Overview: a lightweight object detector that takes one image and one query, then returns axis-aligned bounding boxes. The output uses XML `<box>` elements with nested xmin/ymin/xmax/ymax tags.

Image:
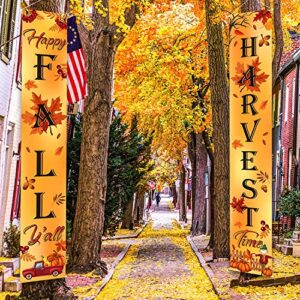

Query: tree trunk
<box><xmin>205</xmin><ymin>0</ymin><xmax>230</xmax><ymax>258</ymax></box>
<box><xmin>188</xmin><ymin>132</ymin><xmax>196</xmax><ymax>222</ymax></box>
<box><xmin>172</xmin><ymin>182</ymin><xmax>177</xmax><ymax>207</ymax></box>
<box><xmin>272</xmin><ymin>0</ymin><xmax>284</xmax><ymax>87</ymax></box>
<box><xmin>134</xmin><ymin>189</ymin><xmax>145</xmax><ymax>222</ymax></box>
<box><xmin>191</xmin><ymin>134</ymin><xmax>207</xmax><ymax>236</ymax></box>
<box><xmin>179</xmin><ymin>167</ymin><xmax>187</xmax><ymax>222</ymax></box>
<box><xmin>69</xmin><ymin>1</ymin><xmax>139</xmax><ymax>272</ymax></box>
<box><xmin>208</xmin><ymin>157</ymin><xmax>215</xmax><ymax>248</ymax></box>
<box><xmin>240</xmin><ymin>0</ymin><xmax>261</xmax><ymax>11</ymax></box>
<box><xmin>20</xmin><ymin>1</ymin><xmax>75</xmax><ymax>299</ymax></box>
<box><xmin>70</xmin><ymin>21</ymin><xmax>115</xmax><ymax>272</ymax></box>
<box><xmin>121</xmin><ymin>196</ymin><xmax>134</xmax><ymax>229</ymax></box>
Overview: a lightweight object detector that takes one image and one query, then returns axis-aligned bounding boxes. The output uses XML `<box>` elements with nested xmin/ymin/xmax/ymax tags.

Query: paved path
<box><xmin>96</xmin><ymin>196</ymin><xmax>218</xmax><ymax>300</ymax></box>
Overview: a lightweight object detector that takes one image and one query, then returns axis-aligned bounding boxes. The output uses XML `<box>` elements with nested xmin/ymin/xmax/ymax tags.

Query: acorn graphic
<box><xmin>261</xmin><ymin>185</ymin><xmax>267</xmax><ymax>193</ymax></box>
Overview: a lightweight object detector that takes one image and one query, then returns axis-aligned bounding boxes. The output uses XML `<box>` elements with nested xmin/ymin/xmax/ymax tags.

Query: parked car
<box><xmin>22</xmin><ymin>261</ymin><xmax>64</xmax><ymax>280</ymax></box>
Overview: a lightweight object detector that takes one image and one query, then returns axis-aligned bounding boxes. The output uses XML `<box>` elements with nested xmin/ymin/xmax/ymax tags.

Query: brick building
<box><xmin>272</xmin><ymin>33</ymin><xmax>300</xmax><ymax>225</ymax></box>
<box><xmin>0</xmin><ymin>0</ymin><xmax>22</xmax><ymax>251</ymax></box>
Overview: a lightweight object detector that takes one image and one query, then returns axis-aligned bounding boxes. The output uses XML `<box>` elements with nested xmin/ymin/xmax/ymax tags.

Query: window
<box><xmin>277</xmin><ymin>89</ymin><xmax>281</xmax><ymax>126</ymax></box>
<box><xmin>35</xmin><ymin>262</ymin><xmax>44</xmax><ymax>269</ymax></box>
<box><xmin>0</xmin><ymin>0</ymin><xmax>17</xmax><ymax>63</ymax></box>
<box><xmin>284</xmin><ymin>84</ymin><xmax>289</xmax><ymax>122</ymax></box>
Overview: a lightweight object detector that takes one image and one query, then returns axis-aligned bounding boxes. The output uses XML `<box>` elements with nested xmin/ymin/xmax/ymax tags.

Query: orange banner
<box><xmin>21</xmin><ymin>10</ymin><xmax>67</xmax><ymax>282</ymax></box>
<box><xmin>229</xmin><ymin>11</ymin><xmax>272</xmax><ymax>276</ymax></box>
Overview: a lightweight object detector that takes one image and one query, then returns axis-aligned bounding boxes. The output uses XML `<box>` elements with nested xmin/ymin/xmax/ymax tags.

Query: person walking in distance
<box><xmin>155</xmin><ymin>192</ymin><xmax>161</xmax><ymax>207</ymax></box>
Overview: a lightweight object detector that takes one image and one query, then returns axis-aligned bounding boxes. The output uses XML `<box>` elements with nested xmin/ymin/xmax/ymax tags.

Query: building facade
<box><xmin>272</xmin><ymin>34</ymin><xmax>300</xmax><ymax>226</ymax></box>
<box><xmin>0</xmin><ymin>0</ymin><xmax>21</xmax><ymax>251</ymax></box>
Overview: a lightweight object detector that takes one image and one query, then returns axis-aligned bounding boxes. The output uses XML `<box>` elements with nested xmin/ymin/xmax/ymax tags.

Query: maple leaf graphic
<box><xmin>232</xmin><ymin>139</ymin><xmax>243</xmax><ymax>149</ymax></box>
<box><xmin>22</xmin><ymin>92</ymin><xmax>66</xmax><ymax>135</ymax></box>
<box><xmin>230</xmin><ymin>197</ymin><xmax>247</xmax><ymax>213</ymax></box>
<box><xmin>25</xmin><ymin>80</ymin><xmax>38</xmax><ymax>90</ymax></box>
<box><xmin>253</xmin><ymin>9</ymin><xmax>272</xmax><ymax>25</ymax></box>
<box><xmin>56</xmin><ymin>240</ymin><xmax>67</xmax><ymax>252</ymax></box>
<box><xmin>231</xmin><ymin>57</ymin><xmax>269</xmax><ymax>92</ymax></box>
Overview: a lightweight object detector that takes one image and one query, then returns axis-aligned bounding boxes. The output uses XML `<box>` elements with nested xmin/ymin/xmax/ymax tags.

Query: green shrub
<box><xmin>279</xmin><ymin>188</ymin><xmax>300</xmax><ymax>217</ymax></box>
<box><xmin>3</xmin><ymin>224</ymin><xmax>20</xmax><ymax>258</ymax></box>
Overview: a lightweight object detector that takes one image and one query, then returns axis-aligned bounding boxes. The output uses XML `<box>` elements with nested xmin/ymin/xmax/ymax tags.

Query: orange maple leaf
<box><xmin>232</xmin><ymin>139</ymin><xmax>243</xmax><ymax>149</ymax></box>
<box><xmin>231</xmin><ymin>58</ymin><xmax>269</xmax><ymax>92</ymax></box>
<box><xmin>22</xmin><ymin>92</ymin><xmax>66</xmax><ymax>135</ymax></box>
<box><xmin>25</xmin><ymin>80</ymin><xmax>38</xmax><ymax>90</ymax></box>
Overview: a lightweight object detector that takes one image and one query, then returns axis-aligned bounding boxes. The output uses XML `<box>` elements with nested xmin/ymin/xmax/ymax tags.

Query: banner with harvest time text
<box><xmin>21</xmin><ymin>10</ymin><xmax>67</xmax><ymax>283</ymax></box>
<box><xmin>229</xmin><ymin>10</ymin><xmax>272</xmax><ymax>277</ymax></box>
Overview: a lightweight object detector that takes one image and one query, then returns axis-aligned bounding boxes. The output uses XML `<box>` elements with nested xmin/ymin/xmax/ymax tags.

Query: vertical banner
<box><xmin>229</xmin><ymin>11</ymin><xmax>272</xmax><ymax>276</ymax></box>
<box><xmin>21</xmin><ymin>10</ymin><xmax>67</xmax><ymax>282</ymax></box>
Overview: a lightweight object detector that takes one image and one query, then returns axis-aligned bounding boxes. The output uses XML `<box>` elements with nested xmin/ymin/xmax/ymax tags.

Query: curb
<box><xmin>186</xmin><ymin>236</ymin><xmax>218</xmax><ymax>295</ymax></box>
<box><xmin>102</xmin><ymin>222</ymin><xmax>148</xmax><ymax>241</ymax></box>
<box><xmin>82</xmin><ymin>243</ymin><xmax>131</xmax><ymax>300</ymax></box>
<box><xmin>187</xmin><ymin>236</ymin><xmax>243</xmax><ymax>299</ymax></box>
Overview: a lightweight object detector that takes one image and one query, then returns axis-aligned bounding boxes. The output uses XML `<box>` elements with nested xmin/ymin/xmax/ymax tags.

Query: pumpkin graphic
<box><xmin>262</xmin><ymin>267</ymin><xmax>272</xmax><ymax>277</ymax></box>
<box><xmin>237</xmin><ymin>260</ymin><xmax>251</xmax><ymax>272</ymax></box>
<box><xmin>230</xmin><ymin>259</ymin><xmax>238</xmax><ymax>269</ymax></box>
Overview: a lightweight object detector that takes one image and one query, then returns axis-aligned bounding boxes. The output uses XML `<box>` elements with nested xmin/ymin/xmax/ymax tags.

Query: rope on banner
<box><xmin>0</xmin><ymin>0</ymin><xmax>48</xmax><ymax>51</ymax></box>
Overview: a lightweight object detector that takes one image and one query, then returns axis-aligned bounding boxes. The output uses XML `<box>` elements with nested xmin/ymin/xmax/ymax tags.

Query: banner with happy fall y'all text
<box><xmin>229</xmin><ymin>10</ymin><xmax>272</xmax><ymax>277</ymax></box>
<box><xmin>21</xmin><ymin>9</ymin><xmax>67</xmax><ymax>283</ymax></box>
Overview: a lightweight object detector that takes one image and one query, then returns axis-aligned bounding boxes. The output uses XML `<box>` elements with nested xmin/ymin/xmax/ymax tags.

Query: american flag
<box><xmin>67</xmin><ymin>16</ymin><xmax>87</xmax><ymax>104</ymax></box>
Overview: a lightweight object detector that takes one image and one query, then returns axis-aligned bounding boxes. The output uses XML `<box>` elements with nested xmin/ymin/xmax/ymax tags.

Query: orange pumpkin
<box><xmin>230</xmin><ymin>259</ymin><xmax>238</xmax><ymax>269</ymax></box>
<box><xmin>47</xmin><ymin>250</ymin><xmax>65</xmax><ymax>266</ymax></box>
<box><xmin>262</xmin><ymin>267</ymin><xmax>272</xmax><ymax>277</ymax></box>
<box><xmin>237</xmin><ymin>260</ymin><xmax>251</xmax><ymax>272</ymax></box>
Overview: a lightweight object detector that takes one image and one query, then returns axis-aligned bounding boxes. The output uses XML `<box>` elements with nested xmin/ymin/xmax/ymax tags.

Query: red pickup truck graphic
<box><xmin>22</xmin><ymin>261</ymin><xmax>64</xmax><ymax>280</ymax></box>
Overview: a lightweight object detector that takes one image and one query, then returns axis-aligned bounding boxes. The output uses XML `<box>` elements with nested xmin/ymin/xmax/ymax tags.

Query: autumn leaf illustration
<box><xmin>232</xmin><ymin>139</ymin><xmax>243</xmax><ymax>149</ymax></box>
<box><xmin>263</xmin><ymin>132</ymin><xmax>269</xmax><ymax>136</ymax></box>
<box><xmin>244</xmin><ymin>249</ymin><xmax>252</xmax><ymax>260</ymax></box>
<box><xmin>53</xmin><ymin>193</ymin><xmax>66</xmax><ymax>205</ymax></box>
<box><xmin>263</xmin><ymin>139</ymin><xmax>266</xmax><ymax>145</ymax></box>
<box><xmin>230</xmin><ymin>197</ymin><xmax>247</xmax><ymax>213</ymax></box>
<box><xmin>23</xmin><ymin>177</ymin><xmax>36</xmax><ymax>190</ymax></box>
<box><xmin>26</xmin><ymin>147</ymin><xmax>31</xmax><ymax>153</ymax></box>
<box><xmin>56</xmin><ymin>240</ymin><xmax>67</xmax><ymax>252</ymax></box>
<box><xmin>55</xmin><ymin>146</ymin><xmax>64</xmax><ymax>156</ymax></box>
<box><xmin>21</xmin><ymin>252</ymin><xmax>36</xmax><ymax>262</ymax></box>
<box><xmin>260</xmin><ymin>100</ymin><xmax>268</xmax><ymax>110</ymax></box>
<box><xmin>21</xmin><ymin>93</ymin><xmax>66</xmax><ymax>135</ymax></box>
<box><xmin>257</xmin><ymin>170</ymin><xmax>269</xmax><ymax>183</ymax></box>
<box><xmin>234</xmin><ymin>221</ymin><xmax>242</xmax><ymax>228</ymax></box>
<box><xmin>57</xmin><ymin>133</ymin><xmax>61</xmax><ymax>139</ymax></box>
<box><xmin>231</xmin><ymin>58</ymin><xmax>269</xmax><ymax>92</ymax></box>
<box><xmin>259</xmin><ymin>34</ymin><xmax>271</xmax><ymax>47</ymax></box>
<box><xmin>25</xmin><ymin>80</ymin><xmax>38</xmax><ymax>90</ymax></box>
<box><xmin>234</xmin><ymin>29</ymin><xmax>244</xmax><ymax>35</ymax></box>
<box><xmin>254</xmin><ymin>9</ymin><xmax>272</xmax><ymax>25</ymax></box>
